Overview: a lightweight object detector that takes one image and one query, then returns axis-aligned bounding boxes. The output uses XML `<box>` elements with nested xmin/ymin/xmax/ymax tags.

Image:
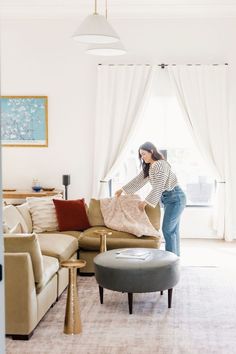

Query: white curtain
<box><xmin>168</xmin><ymin>65</ymin><xmax>232</xmax><ymax>240</ymax></box>
<box><xmin>92</xmin><ymin>65</ymin><xmax>154</xmax><ymax>198</ymax></box>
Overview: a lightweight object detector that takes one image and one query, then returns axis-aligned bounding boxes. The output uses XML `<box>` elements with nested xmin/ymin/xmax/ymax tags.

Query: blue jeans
<box><xmin>161</xmin><ymin>186</ymin><xmax>186</xmax><ymax>256</ymax></box>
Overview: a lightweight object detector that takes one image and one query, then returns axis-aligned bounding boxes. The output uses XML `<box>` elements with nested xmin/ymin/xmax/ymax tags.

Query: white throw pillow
<box><xmin>3</xmin><ymin>205</ymin><xmax>29</xmax><ymax>233</ymax></box>
<box><xmin>26</xmin><ymin>194</ymin><xmax>63</xmax><ymax>233</ymax></box>
<box><xmin>8</xmin><ymin>222</ymin><xmax>23</xmax><ymax>234</ymax></box>
<box><xmin>16</xmin><ymin>203</ymin><xmax>33</xmax><ymax>233</ymax></box>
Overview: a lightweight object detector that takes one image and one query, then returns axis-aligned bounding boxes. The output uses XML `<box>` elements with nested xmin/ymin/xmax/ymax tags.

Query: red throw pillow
<box><xmin>53</xmin><ymin>198</ymin><xmax>90</xmax><ymax>231</ymax></box>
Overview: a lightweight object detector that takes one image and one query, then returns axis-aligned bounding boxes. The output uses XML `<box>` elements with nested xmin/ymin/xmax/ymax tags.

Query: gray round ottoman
<box><xmin>94</xmin><ymin>248</ymin><xmax>180</xmax><ymax>314</ymax></box>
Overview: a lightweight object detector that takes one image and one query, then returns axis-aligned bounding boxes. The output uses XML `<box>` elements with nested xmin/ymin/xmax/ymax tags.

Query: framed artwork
<box><xmin>1</xmin><ymin>96</ymin><xmax>48</xmax><ymax>147</ymax></box>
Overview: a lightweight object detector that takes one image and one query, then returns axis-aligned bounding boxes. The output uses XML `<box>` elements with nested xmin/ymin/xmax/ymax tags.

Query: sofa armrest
<box><xmin>4</xmin><ymin>253</ymin><xmax>38</xmax><ymax>335</ymax></box>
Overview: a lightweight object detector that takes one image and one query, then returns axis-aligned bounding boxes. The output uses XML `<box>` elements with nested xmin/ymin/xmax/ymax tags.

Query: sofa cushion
<box><xmin>53</xmin><ymin>198</ymin><xmax>90</xmax><ymax>231</ymax></box>
<box><xmin>37</xmin><ymin>233</ymin><xmax>78</xmax><ymax>263</ymax></box>
<box><xmin>145</xmin><ymin>204</ymin><xmax>161</xmax><ymax>231</ymax></box>
<box><xmin>36</xmin><ymin>255</ymin><xmax>59</xmax><ymax>293</ymax></box>
<box><xmin>79</xmin><ymin>226</ymin><xmax>161</xmax><ymax>251</ymax></box>
<box><xmin>87</xmin><ymin>199</ymin><xmax>105</xmax><ymax>226</ymax></box>
<box><xmin>4</xmin><ymin>233</ymin><xmax>44</xmax><ymax>284</ymax></box>
<box><xmin>41</xmin><ymin>230</ymin><xmax>83</xmax><ymax>241</ymax></box>
<box><xmin>3</xmin><ymin>205</ymin><xmax>29</xmax><ymax>233</ymax></box>
<box><xmin>26</xmin><ymin>195</ymin><xmax>62</xmax><ymax>233</ymax></box>
<box><xmin>16</xmin><ymin>203</ymin><xmax>33</xmax><ymax>233</ymax></box>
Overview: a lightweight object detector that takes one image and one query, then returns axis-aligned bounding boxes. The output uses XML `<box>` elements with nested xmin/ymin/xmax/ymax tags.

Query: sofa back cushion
<box><xmin>16</xmin><ymin>203</ymin><xmax>33</xmax><ymax>233</ymax></box>
<box><xmin>88</xmin><ymin>199</ymin><xmax>105</xmax><ymax>226</ymax></box>
<box><xmin>4</xmin><ymin>233</ymin><xmax>44</xmax><ymax>284</ymax></box>
<box><xmin>145</xmin><ymin>204</ymin><xmax>161</xmax><ymax>231</ymax></box>
<box><xmin>26</xmin><ymin>194</ymin><xmax>62</xmax><ymax>233</ymax></box>
<box><xmin>53</xmin><ymin>198</ymin><xmax>90</xmax><ymax>231</ymax></box>
<box><xmin>3</xmin><ymin>205</ymin><xmax>29</xmax><ymax>233</ymax></box>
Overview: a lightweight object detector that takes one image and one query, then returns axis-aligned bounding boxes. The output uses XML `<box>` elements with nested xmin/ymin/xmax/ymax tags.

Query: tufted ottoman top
<box><xmin>94</xmin><ymin>248</ymin><xmax>180</xmax><ymax>293</ymax></box>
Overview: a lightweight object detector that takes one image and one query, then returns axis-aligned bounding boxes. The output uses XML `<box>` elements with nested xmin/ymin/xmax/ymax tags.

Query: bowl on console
<box><xmin>32</xmin><ymin>186</ymin><xmax>42</xmax><ymax>192</ymax></box>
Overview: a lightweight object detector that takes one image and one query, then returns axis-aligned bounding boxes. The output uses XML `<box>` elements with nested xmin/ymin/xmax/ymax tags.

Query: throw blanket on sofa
<box><xmin>100</xmin><ymin>195</ymin><xmax>160</xmax><ymax>237</ymax></box>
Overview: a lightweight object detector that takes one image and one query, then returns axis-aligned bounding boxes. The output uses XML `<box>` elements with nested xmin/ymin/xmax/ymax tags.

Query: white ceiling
<box><xmin>1</xmin><ymin>0</ymin><xmax>236</xmax><ymax>19</ymax></box>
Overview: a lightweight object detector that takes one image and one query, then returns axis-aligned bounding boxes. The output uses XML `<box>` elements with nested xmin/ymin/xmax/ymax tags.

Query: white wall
<box><xmin>1</xmin><ymin>18</ymin><xmax>236</xmax><ymax>237</ymax></box>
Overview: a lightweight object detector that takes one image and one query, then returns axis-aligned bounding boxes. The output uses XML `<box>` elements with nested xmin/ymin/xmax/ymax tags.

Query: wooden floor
<box><xmin>173</xmin><ymin>238</ymin><xmax>236</xmax><ymax>267</ymax></box>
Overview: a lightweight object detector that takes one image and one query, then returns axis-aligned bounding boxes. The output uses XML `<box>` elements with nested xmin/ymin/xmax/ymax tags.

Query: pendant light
<box><xmin>73</xmin><ymin>0</ymin><xmax>120</xmax><ymax>44</ymax></box>
<box><xmin>86</xmin><ymin>0</ymin><xmax>126</xmax><ymax>56</ymax></box>
<box><xmin>86</xmin><ymin>41</ymin><xmax>126</xmax><ymax>56</ymax></box>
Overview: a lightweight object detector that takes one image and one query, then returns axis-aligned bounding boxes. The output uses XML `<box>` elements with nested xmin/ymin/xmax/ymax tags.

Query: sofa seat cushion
<box><xmin>37</xmin><ymin>233</ymin><xmax>78</xmax><ymax>263</ymax></box>
<box><xmin>37</xmin><ymin>255</ymin><xmax>59</xmax><ymax>293</ymax></box>
<box><xmin>79</xmin><ymin>226</ymin><xmax>161</xmax><ymax>251</ymax></box>
<box><xmin>40</xmin><ymin>230</ymin><xmax>83</xmax><ymax>241</ymax></box>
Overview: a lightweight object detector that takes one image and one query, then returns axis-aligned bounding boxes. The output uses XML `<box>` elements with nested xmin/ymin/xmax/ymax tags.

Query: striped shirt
<box><xmin>122</xmin><ymin>160</ymin><xmax>178</xmax><ymax>208</ymax></box>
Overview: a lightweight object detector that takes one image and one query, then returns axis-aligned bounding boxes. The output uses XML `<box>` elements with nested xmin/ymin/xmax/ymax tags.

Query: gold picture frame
<box><xmin>1</xmin><ymin>96</ymin><xmax>48</xmax><ymax>147</ymax></box>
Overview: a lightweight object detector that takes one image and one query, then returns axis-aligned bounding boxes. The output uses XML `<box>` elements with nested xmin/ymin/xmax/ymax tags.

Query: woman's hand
<box><xmin>138</xmin><ymin>201</ymin><xmax>147</xmax><ymax>211</ymax></box>
<box><xmin>115</xmin><ymin>189</ymin><xmax>123</xmax><ymax>197</ymax></box>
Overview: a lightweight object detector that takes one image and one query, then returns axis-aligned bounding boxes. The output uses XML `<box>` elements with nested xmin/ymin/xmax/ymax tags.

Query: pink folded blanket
<box><xmin>100</xmin><ymin>195</ymin><xmax>160</xmax><ymax>237</ymax></box>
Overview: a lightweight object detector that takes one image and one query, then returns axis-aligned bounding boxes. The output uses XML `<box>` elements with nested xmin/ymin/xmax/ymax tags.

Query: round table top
<box><xmin>94</xmin><ymin>248</ymin><xmax>179</xmax><ymax>270</ymax></box>
<box><xmin>61</xmin><ymin>259</ymin><xmax>86</xmax><ymax>269</ymax></box>
<box><xmin>94</xmin><ymin>230</ymin><xmax>112</xmax><ymax>236</ymax></box>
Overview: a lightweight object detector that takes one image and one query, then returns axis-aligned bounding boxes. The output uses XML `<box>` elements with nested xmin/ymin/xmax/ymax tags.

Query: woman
<box><xmin>115</xmin><ymin>142</ymin><xmax>186</xmax><ymax>256</ymax></box>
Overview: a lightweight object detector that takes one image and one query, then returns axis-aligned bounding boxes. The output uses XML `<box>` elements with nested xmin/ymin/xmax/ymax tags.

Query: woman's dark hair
<box><xmin>139</xmin><ymin>141</ymin><xmax>164</xmax><ymax>178</ymax></box>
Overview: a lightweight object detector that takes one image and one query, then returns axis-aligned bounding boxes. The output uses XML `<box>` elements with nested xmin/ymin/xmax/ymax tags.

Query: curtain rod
<box><xmin>98</xmin><ymin>63</ymin><xmax>228</xmax><ymax>68</ymax></box>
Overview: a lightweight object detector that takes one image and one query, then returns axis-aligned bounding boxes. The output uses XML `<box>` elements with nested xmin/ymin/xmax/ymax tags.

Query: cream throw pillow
<box><xmin>3</xmin><ymin>205</ymin><xmax>29</xmax><ymax>233</ymax></box>
<box><xmin>16</xmin><ymin>202</ymin><xmax>33</xmax><ymax>233</ymax></box>
<box><xmin>26</xmin><ymin>194</ymin><xmax>63</xmax><ymax>233</ymax></box>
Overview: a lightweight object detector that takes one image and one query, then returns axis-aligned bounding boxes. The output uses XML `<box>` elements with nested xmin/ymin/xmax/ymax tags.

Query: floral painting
<box><xmin>1</xmin><ymin>96</ymin><xmax>48</xmax><ymax>146</ymax></box>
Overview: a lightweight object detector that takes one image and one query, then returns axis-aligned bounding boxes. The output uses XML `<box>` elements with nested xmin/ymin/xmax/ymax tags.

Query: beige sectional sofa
<box><xmin>3</xmin><ymin>198</ymin><xmax>161</xmax><ymax>339</ymax></box>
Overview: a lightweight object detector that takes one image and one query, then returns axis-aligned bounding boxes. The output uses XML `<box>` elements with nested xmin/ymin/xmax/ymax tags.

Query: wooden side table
<box><xmin>61</xmin><ymin>259</ymin><xmax>86</xmax><ymax>335</ymax></box>
<box><xmin>94</xmin><ymin>230</ymin><xmax>112</xmax><ymax>252</ymax></box>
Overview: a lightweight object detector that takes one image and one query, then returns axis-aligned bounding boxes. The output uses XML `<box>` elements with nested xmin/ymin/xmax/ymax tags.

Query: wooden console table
<box><xmin>3</xmin><ymin>189</ymin><xmax>63</xmax><ymax>203</ymax></box>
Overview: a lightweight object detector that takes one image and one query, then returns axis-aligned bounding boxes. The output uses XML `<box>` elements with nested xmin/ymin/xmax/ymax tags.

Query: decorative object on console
<box><xmin>32</xmin><ymin>178</ymin><xmax>42</xmax><ymax>192</ymax></box>
<box><xmin>62</xmin><ymin>174</ymin><xmax>70</xmax><ymax>200</ymax></box>
<box><xmin>53</xmin><ymin>199</ymin><xmax>91</xmax><ymax>232</ymax></box>
<box><xmin>42</xmin><ymin>187</ymin><xmax>55</xmax><ymax>191</ymax></box>
<box><xmin>1</xmin><ymin>96</ymin><xmax>48</xmax><ymax>147</ymax></box>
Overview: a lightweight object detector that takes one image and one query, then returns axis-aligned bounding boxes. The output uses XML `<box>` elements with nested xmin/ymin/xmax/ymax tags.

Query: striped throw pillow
<box><xmin>26</xmin><ymin>194</ymin><xmax>62</xmax><ymax>233</ymax></box>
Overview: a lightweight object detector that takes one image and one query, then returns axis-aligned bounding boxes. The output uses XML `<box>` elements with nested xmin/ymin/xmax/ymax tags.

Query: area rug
<box><xmin>6</xmin><ymin>266</ymin><xmax>236</xmax><ymax>354</ymax></box>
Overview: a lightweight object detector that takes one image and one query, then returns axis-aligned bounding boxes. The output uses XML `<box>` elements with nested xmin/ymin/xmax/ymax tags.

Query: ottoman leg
<box><xmin>99</xmin><ymin>285</ymin><xmax>104</xmax><ymax>304</ymax></box>
<box><xmin>128</xmin><ymin>293</ymin><xmax>133</xmax><ymax>314</ymax></box>
<box><xmin>168</xmin><ymin>288</ymin><xmax>173</xmax><ymax>308</ymax></box>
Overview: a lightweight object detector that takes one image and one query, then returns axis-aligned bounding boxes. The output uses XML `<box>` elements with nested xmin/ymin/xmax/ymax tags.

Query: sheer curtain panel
<box><xmin>168</xmin><ymin>65</ymin><xmax>232</xmax><ymax>240</ymax></box>
<box><xmin>92</xmin><ymin>65</ymin><xmax>153</xmax><ymax>198</ymax></box>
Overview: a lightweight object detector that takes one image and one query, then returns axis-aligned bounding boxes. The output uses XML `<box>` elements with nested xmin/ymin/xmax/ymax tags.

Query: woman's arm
<box><xmin>122</xmin><ymin>171</ymin><xmax>149</xmax><ymax>194</ymax></box>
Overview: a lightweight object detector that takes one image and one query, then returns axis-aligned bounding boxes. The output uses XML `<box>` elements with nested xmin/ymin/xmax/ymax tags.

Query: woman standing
<box><xmin>115</xmin><ymin>142</ymin><xmax>186</xmax><ymax>256</ymax></box>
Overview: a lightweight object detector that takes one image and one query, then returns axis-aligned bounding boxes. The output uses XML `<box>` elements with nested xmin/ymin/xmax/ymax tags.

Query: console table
<box><xmin>3</xmin><ymin>189</ymin><xmax>63</xmax><ymax>204</ymax></box>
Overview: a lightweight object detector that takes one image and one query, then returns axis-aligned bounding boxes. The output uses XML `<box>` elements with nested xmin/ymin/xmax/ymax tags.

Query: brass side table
<box><xmin>94</xmin><ymin>230</ymin><xmax>112</xmax><ymax>252</ymax></box>
<box><xmin>61</xmin><ymin>259</ymin><xmax>86</xmax><ymax>335</ymax></box>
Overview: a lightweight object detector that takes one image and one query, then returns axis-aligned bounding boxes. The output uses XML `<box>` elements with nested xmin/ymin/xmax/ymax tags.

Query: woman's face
<box><xmin>139</xmin><ymin>149</ymin><xmax>153</xmax><ymax>163</ymax></box>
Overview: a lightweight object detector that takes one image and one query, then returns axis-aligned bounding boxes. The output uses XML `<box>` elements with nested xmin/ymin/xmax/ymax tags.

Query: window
<box><xmin>112</xmin><ymin>70</ymin><xmax>215</xmax><ymax>206</ymax></box>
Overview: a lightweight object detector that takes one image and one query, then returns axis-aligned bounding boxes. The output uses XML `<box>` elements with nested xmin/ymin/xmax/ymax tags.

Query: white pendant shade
<box><xmin>73</xmin><ymin>14</ymin><xmax>120</xmax><ymax>44</ymax></box>
<box><xmin>86</xmin><ymin>41</ymin><xmax>126</xmax><ymax>56</ymax></box>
